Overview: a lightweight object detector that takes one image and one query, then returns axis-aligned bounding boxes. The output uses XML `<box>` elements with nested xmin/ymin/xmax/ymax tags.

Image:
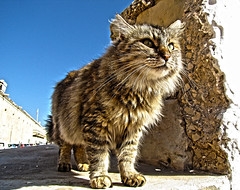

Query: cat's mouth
<box><xmin>146</xmin><ymin>57</ymin><xmax>167</xmax><ymax>69</ymax></box>
<box><xmin>145</xmin><ymin>57</ymin><xmax>175</xmax><ymax>78</ymax></box>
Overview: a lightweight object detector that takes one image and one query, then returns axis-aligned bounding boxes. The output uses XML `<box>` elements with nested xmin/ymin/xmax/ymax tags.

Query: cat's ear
<box><xmin>110</xmin><ymin>14</ymin><xmax>134</xmax><ymax>41</ymax></box>
<box><xmin>167</xmin><ymin>20</ymin><xmax>185</xmax><ymax>37</ymax></box>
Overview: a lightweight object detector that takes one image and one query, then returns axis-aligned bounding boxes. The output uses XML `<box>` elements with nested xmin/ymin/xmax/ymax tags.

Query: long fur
<box><xmin>47</xmin><ymin>14</ymin><xmax>184</xmax><ymax>188</ymax></box>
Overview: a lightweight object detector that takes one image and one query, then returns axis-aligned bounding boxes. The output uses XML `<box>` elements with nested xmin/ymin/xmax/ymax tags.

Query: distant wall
<box><xmin>0</xmin><ymin>92</ymin><xmax>46</xmax><ymax>147</ymax></box>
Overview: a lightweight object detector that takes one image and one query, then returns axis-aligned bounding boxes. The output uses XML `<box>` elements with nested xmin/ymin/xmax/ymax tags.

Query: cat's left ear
<box><xmin>110</xmin><ymin>14</ymin><xmax>134</xmax><ymax>41</ymax></box>
<box><xmin>167</xmin><ymin>20</ymin><xmax>185</xmax><ymax>36</ymax></box>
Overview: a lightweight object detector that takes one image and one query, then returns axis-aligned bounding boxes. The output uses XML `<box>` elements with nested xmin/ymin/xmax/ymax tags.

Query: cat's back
<box><xmin>53</xmin><ymin>59</ymin><xmax>100</xmax><ymax>102</ymax></box>
<box><xmin>54</xmin><ymin>70</ymin><xmax>79</xmax><ymax>94</ymax></box>
<box><xmin>51</xmin><ymin>58</ymin><xmax>104</xmax><ymax>124</ymax></box>
<box><xmin>52</xmin><ymin>69</ymin><xmax>79</xmax><ymax>108</ymax></box>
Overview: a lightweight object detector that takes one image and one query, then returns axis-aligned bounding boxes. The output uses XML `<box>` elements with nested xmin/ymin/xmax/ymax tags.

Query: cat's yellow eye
<box><xmin>168</xmin><ymin>42</ymin><xmax>174</xmax><ymax>50</ymax></box>
<box><xmin>141</xmin><ymin>39</ymin><xmax>155</xmax><ymax>48</ymax></box>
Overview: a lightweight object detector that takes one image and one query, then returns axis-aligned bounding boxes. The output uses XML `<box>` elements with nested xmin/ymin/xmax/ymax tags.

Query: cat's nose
<box><xmin>162</xmin><ymin>53</ymin><xmax>170</xmax><ymax>62</ymax></box>
<box><xmin>160</xmin><ymin>51</ymin><xmax>170</xmax><ymax>62</ymax></box>
<box><xmin>159</xmin><ymin>46</ymin><xmax>171</xmax><ymax>62</ymax></box>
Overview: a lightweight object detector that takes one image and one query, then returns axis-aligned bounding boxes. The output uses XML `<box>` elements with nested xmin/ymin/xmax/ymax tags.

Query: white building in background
<box><xmin>0</xmin><ymin>80</ymin><xmax>46</xmax><ymax>148</ymax></box>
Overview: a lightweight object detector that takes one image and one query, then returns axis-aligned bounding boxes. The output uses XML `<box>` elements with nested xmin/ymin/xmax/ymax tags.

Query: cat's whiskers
<box><xmin>132</xmin><ymin>65</ymin><xmax>149</xmax><ymax>91</ymax></box>
<box><xmin>93</xmin><ymin>60</ymin><xmax>144</xmax><ymax>97</ymax></box>
<box><xmin>180</xmin><ymin>68</ymin><xmax>199</xmax><ymax>92</ymax></box>
<box><xmin>115</xmin><ymin>64</ymin><xmax>146</xmax><ymax>88</ymax></box>
<box><xmin>107</xmin><ymin>64</ymin><xmax>147</xmax><ymax>103</ymax></box>
<box><xmin>178</xmin><ymin>70</ymin><xmax>201</xmax><ymax>103</ymax></box>
<box><xmin>93</xmin><ymin>65</ymin><xmax>139</xmax><ymax>96</ymax></box>
<box><xmin>94</xmin><ymin>51</ymin><xmax>145</xmax><ymax>88</ymax></box>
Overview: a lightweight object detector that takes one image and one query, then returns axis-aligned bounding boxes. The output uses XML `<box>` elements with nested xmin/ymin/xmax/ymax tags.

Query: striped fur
<box><xmin>47</xmin><ymin>14</ymin><xmax>184</xmax><ymax>188</ymax></box>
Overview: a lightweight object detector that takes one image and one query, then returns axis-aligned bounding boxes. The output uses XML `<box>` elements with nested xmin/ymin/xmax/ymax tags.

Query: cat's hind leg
<box><xmin>58</xmin><ymin>142</ymin><xmax>72</xmax><ymax>172</ymax></box>
<box><xmin>73</xmin><ymin>144</ymin><xmax>89</xmax><ymax>172</ymax></box>
<box><xmin>117</xmin><ymin>134</ymin><xmax>146</xmax><ymax>187</ymax></box>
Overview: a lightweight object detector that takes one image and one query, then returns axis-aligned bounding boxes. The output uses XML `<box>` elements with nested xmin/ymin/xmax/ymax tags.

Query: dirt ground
<box><xmin>0</xmin><ymin>144</ymin><xmax>230</xmax><ymax>190</ymax></box>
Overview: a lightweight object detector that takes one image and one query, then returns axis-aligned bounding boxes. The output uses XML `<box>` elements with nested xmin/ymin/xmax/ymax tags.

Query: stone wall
<box><xmin>113</xmin><ymin>0</ymin><xmax>240</xmax><ymax>188</ymax></box>
<box><xmin>180</xmin><ymin>0</ymin><xmax>230</xmax><ymax>174</ymax></box>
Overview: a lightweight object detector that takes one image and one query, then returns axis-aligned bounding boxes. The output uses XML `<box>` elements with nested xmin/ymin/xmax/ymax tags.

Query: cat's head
<box><xmin>111</xmin><ymin>14</ymin><xmax>184</xmax><ymax>88</ymax></box>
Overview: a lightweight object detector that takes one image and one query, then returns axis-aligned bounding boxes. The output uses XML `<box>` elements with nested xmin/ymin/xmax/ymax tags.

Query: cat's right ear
<box><xmin>110</xmin><ymin>14</ymin><xmax>134</xmax><ymax>41</ymax></box>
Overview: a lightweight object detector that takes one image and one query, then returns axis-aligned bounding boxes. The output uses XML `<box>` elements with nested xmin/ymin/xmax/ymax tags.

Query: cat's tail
<box><xmin>45</xmin><ymin>115</ymin><xmax>54</xmax><ymax>142</ymax></box>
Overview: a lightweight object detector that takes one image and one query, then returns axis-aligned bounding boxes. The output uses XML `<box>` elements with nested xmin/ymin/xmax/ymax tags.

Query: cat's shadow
<box><xmin>70</xmin><ymin>154</ymin><xmax>162</xmax><ymax>188</ymax></box>
<box><xmin>72</xmin><ymin>154</ymin><xmax>159</xmax><ymax>175</ymax></box>
<box><xmin>107</xmin><ymin>155</ymin><xmax>160</xmax><ymax>176</ymax></box>
<box><xmin>70</xmin><ymin>154</ymin><xmax>217</xmax><ymax>188</ymax></box>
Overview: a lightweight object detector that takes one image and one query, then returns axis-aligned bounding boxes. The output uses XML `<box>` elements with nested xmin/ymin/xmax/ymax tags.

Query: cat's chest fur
<box><xmin>97</xmin><ymin>79</ymin><xmax>164</xmax><ymax>146</ymax></box>
<box><xmin>105</xmin><ymin>86</ymin><xmax>163</xmax><ymax>127</ymax></box>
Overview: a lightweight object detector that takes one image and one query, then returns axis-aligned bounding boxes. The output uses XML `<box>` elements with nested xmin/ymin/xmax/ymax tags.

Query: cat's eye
<box><xmin>168</xmin><ymin>42</ymin><xmax>174</xmax><ymax>50</ymax></box>
<box><xmin>141</xmin><ymin>39</ymin><xmax>155</xmax><ymax>48</ymax></box>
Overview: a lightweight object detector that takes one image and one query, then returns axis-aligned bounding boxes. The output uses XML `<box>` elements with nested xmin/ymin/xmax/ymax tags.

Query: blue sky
<box><xmin>0</xmin><ymin>0</ymin><xmax>132</xmax><ymax>125</ymax></box>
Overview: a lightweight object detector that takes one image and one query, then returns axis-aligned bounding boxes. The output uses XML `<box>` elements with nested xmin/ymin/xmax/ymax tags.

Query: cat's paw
<box><xmin>90</xmin><ymin>175</ymin><xmax>113</xmax><ymax>189</ymax></box>
<box><xmin>77</xmin><ymin>163</ymin><xmax>89</xmax><ymax>172</ymax></box>
<box><xmin>58</xmin><ymin>163</ymin><xmax>71</xmax><ymax>172</ymax></box>
<box><xmin>121</xmin><ymin>173</ymin><xmax>146</xmax><ymax>187</ymax></box>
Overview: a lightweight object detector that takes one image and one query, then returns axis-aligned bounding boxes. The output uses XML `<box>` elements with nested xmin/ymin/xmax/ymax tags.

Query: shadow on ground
<box><xmin>0</xmin><ymin>145</ymin><xmax>229</xmax><ymax>190</ymax></box>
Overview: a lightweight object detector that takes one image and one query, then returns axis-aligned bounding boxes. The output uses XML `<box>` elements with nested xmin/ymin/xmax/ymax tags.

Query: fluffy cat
<box><xmin>47</xmin><ymin>14</ymin><xmax>184</xmax><ymax>188</ymax></box>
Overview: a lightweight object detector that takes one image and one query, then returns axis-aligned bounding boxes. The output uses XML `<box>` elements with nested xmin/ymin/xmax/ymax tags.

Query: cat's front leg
<box><xmin>84</xmin><ymin>130</ymin><xmax>112</xmax><ymax>189</ymax></box>
<box><xmin>117</xmin><ymin>136</ymin><xmax>146</xmax><ymax>187</ymax></box>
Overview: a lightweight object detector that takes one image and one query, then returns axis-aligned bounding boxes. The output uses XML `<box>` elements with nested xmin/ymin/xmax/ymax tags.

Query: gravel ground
<box><xmin>0</xmin><ymin>145</ymin><xmax>230</xmax><ymax>190</ymax></box>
